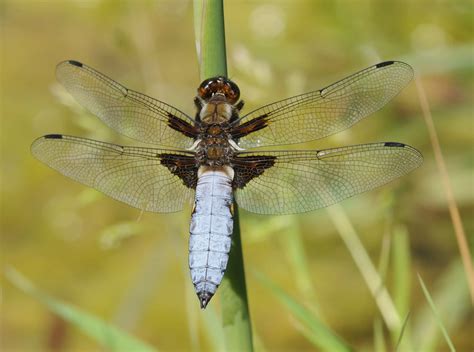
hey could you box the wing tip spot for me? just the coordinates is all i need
[376,61,395,68]
[44,134,63,139]
[384,142,405,148]
[68,60,83,67]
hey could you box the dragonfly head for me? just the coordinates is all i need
[197,76,240,105]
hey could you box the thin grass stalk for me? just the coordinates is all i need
[417,275,456,352]
[394,312,412,352]
[326,204,401,331]
[193,1,253,350]
[413,260,468,351]
[414,77,474,304]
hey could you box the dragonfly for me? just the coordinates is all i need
[31,60,423,308]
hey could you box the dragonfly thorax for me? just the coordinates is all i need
[195,133,234,166]
[199,98,234,124]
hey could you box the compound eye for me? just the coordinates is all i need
[197,78,215,100]
[224,80,240,104]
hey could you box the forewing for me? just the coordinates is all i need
[56,60,198,148]
[31,135,197,213]
[233,142,422,214]
[233,61,414,148]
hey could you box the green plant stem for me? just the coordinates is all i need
[193,1,253,350]
[194,0,227,79]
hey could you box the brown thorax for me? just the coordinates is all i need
[195,123,234,166]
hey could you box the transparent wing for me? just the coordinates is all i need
[56,60,198,148]
[233,142,422,214]
[233,61,414,148]
[31,135,197,213]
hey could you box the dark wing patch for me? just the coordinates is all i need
[160,153,198,188]
[166,113,199,138]
[232,154,276,189]
[230,114,269,139]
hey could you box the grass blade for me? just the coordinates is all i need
[373,318,387,352]
[394,312,411,352]
[254,270,352,352]
[413,260,470,351]
[200,306,226,351]
[417,274,456,352]
[377,225,392,287]
[5,267,156,352]
[326,204,401,331]
[278,216,323,317]
[392,226,411,319]
[391,226,413,350]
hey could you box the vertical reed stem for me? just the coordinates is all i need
[193,1,253,349]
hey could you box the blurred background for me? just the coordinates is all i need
[1,0,472,351]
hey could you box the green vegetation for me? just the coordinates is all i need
[5,268,157,352]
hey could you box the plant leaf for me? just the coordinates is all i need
[254,270,352,352]
[5,267,157,352]
[417,273,456,352]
